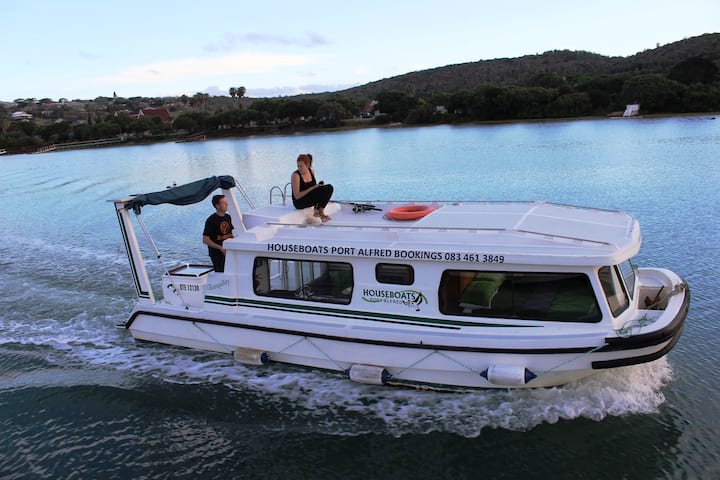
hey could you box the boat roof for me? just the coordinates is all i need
[235,201,641,267]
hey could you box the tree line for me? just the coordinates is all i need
[380,57,720,123]
[1,56,718,153]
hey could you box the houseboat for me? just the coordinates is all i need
[112,175,689,390]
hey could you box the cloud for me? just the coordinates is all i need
[248,83,358,98]
[203,32,330,53]
[78,50,102,60]
[92,52,315,86]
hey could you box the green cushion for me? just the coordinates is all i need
[459,272,506,309]
[329,268,352,296]
[548,283,600,321]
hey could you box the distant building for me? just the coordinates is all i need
[623,104,640,117]
[127,107,172,122]
[11,111,33,121]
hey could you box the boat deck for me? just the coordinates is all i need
[234,201,641,265]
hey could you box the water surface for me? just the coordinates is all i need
[1,116,718,479]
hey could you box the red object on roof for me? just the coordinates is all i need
[127,107,171,122]
[140,107,171,122]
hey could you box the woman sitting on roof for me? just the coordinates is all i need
[291,153,334,222]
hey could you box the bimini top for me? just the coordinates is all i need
[125,175,236,213]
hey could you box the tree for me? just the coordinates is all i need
[669,57,720,85]
[40,121,72,143]
[405,101,436,124]
[229,87,238,107]
[528,72,570,92]
[407,83,416,98]
[113,112,134,132]
[549,92,592,117]
[375,91,419,121]
[620,74,686,112]
[446,90,472,117]
[173,111,210,133]
[316,101,349,126]
[191,92,210,110]
[229,86,246,109]
[681,82,720,112]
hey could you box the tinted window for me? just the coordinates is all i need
[253,257,353,305]
[375,263,414,285]
[439,270,601,323]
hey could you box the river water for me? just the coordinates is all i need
[1,117,718,479]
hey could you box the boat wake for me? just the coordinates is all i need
[208,355,672,437]
[0,323,672,437]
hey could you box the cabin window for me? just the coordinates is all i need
[618,260,636,299]
[599,266,630,316]
[375,263,414,285]
[439,270,601,323]
[253,257,353,305]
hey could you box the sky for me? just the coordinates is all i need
[2,0,717,102]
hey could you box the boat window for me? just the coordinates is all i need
[598,266,630,316]
[439,270,601,323]
[618,260,636,299]
[375,263,414,285]
[253,257,353,305]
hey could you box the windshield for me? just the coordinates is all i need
[599,266,630,316]
[618,260,636,299]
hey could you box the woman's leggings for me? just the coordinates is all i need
[293,184,334,209]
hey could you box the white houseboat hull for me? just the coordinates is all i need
[113,176,688,390]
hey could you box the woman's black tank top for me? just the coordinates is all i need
[292,169,316,202]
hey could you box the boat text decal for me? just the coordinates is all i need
[267,243,505,263]
[362,288,428,312]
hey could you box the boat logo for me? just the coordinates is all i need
[361,288,428,311]
[207,279,230,291]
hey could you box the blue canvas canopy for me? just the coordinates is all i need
[126,175,236,213]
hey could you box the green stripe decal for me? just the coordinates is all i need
[203,295,535,329]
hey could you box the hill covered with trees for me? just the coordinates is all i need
[335,33,720,100]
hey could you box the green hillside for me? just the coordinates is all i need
[336,33,720,99]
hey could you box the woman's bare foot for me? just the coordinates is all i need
[316,208,331,222]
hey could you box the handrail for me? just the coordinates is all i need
[283,182,291,204]
[269,183,293,205]
[269,185,285,205]
[235,182,256,209]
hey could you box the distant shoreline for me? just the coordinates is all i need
[2,112,716,157]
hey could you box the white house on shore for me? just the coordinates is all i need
[623,104,640,117]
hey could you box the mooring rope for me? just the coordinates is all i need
[534,342,609,379]
[278,336,346,371]
[395,350,489,377]
[191,322,233,354]
[394,350,438,375]
[616,313,656,338]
